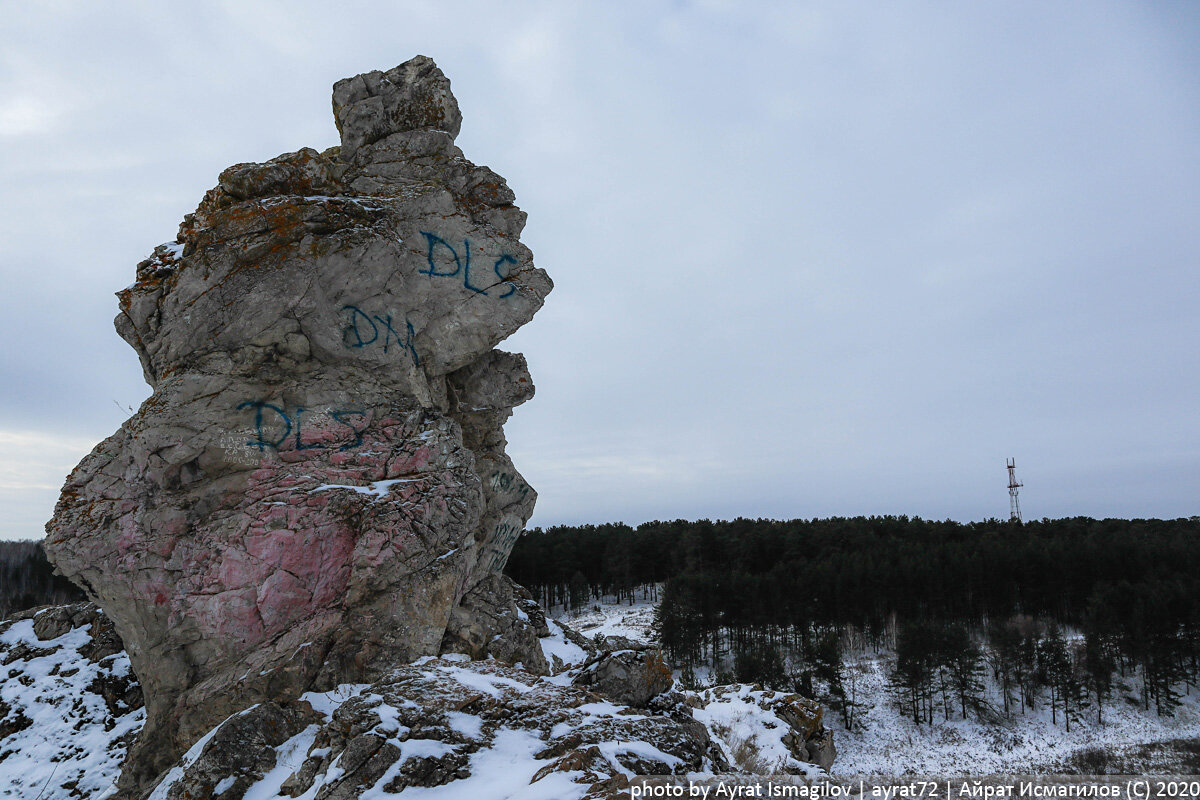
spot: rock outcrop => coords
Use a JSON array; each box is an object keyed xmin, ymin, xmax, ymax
[
  {"xmin": 573, "ymin": 645, "xmax": 675, "ymax": 708},
  {"xmin": 149, "ymin": 656, "xmax": 729, "ymax": 800},
  {"xmin": 440, "ymin": 573, "xmax": 551, "ymax": 674},
  {"xmin": 43, "ymin": 56, "xmax": 551, "ymax": 795},
  {"xmin": 0, "ymin": 601, "xmax": 836, "ymax": 798},
  {"xmin": 693, "ymin": 685, "xmax": 836, "ymax": 774}
]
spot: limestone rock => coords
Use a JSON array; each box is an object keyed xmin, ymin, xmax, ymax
[
  {"xmin": 593, "ymin": 633, "xmax": 650, "ymax": 653},
  {"xmin": 43, "ymin": 55, "xmax": 550, "ymax": 796},
  {"xmin": 799, "ymin": 727, "xmax": 836, "ymax": 773},
  {"xmin": 150, "ymin": 701, "xmax": 324, "ymax": 800},
  {"xmin": 147, "ymin": 658, "xmax": 730, "ymax": 800},
  {"xmin": 693, "ymin": 685, "xmax": 836, "ymax": 775},
  {"xmin": 24, "ymin": 602, "xmax": 125, "ymax": 661},
  {"xmin": 573, "ymin": 648, "xmax": 675, "ymax": 708},
  {"xmin": 332, "ymin": 55, "xmax": 463, "ymax": 159},
  {"xmin": 441, "ymin": 573, "xmax": 550, "ymax": 675}
]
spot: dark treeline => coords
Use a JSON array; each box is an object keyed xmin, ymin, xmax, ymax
[
  {"xmin": 506, "ymin": 516, "xmax": 1200, "ymax": 727},
  {"xmin": 0, "ymin": 540, "xmax": 85, "ymax": 617}
]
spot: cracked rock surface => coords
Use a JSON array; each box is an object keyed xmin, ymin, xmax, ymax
[
  {"xmin": 43, "ymin": 55, "xmax": 551, "ymax": 797},
  {"xmin": 148, "ymin": 656, "xmax": 729, "ymax": 800}
]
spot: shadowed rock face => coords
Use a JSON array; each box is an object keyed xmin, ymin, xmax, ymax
[{"xmin": 43, "ymin": 55, "xmax": 551, "ymax": 796}]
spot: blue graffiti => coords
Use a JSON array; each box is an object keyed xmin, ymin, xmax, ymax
[
  {"xmin": 344, "ymin": 306, "xmax": 378, "ymax": 348},
  {"xmin": 238, "ymin": 402, "xmax": 291, "ymax": 451},
  {"xmin": 238, "ymin": 403, "xmax": 367, "ymax": 453},
  {"xmin": 374, "ymin": 314, "xmax": 420, "ymax": 364},
  {"xmin": 330, "ymin": 410, "xmax": 366, "ymax": 452},
  {"xmin": 292, "ymin": 408, "xmax": 322, "ymax": 451},
  {"xmin": 492, "ymin": 254, "xmax": 517, "ymax": 298},
  {"xmin": 342, "ymin": 305, "xmax": 420, "ymax": 366},
  {"xmin": 420, "ymin": 231, "xmax": 517, "ymax": 298},
  {"xmin": 419, "ymin": 232, "xmax": 463, "ymax": 278}
]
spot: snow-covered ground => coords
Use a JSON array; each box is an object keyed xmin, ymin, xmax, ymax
[
  {"xmin": 692, "ymin": 684, "xmax": 827, "ymax": 778},
  {"xmin": 148, "ymin": 657, "xmax": 619, "ymax": 800},
  {"xmin": 551, "ymin": 593, "xmax": 658, "ymax": 642},
  {"xmin": 538, "ymin": 617, "xmax": 589, "ymax": 677},
  {"xmin": 560, "ymin": 593, "xmax": 1200, "ymax": 776},
  {"xmin": 829, "ymin": 654, "xmax": 1200, "ymax": 775},
  {"xmin": 0, "ymin": 612, "xmax": 144, "ymax": 800},
  {"xmin": 149, "ymin": 653, "xmax": 732, "ymax": 799}
]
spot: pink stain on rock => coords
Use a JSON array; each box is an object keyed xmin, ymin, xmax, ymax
[
  {"xmin": 159, "ymin": 416, "xmax": 465, "ymax": 650},
  {"xmin": 256, "ymin": 570, "xmax": 314, "ymax": 636}
]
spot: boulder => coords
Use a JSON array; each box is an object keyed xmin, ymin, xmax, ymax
[
  {"xmin": 573, "ymin": 648, "xmax": 675, "ymax": 708},
  {"xmin": 692, "ymin": 685, "xmax": 836, "ymax": 775},
  {"xmin": 43, "ymin": 55, "xmax": 551, "ymax": 796},
  {"xmin": 594, "ymin": 633, "xmax": 651, "ymax": 653},
  {"xmin": 332, "ymin": 55, "xmax": 463, "ymax": 158}
]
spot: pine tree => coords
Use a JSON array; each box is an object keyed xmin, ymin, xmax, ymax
[
  {"xmin": 568, "ymin": 570, "xmax": 589, "ymax": 614},
  {"xmin": 812, "ymin": 628, "xmax": 850, "ymax": 724},
  {"xmin": 890, "ymin": 621, "xmax": 937, "ymax": 725},
  {"xmin": 1083, "ymin": 603, "xmax": 1116, "ymax": 725},
  {"xmin": 989, "ymin": 620, "xmax": 1022, "ymax": 718},
  {"xmin": 946, "ymin": 626, "xmax": 986, "ymax": 719}
]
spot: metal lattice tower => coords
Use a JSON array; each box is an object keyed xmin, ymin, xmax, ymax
[{"xmin": 1007, "ymin": 458, "xmax": 1023, "ymax": 523}]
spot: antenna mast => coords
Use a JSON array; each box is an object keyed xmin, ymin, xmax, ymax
[{"xmin": 1006, "ymin": 458, "xmax": 1023, "ymax": 523}]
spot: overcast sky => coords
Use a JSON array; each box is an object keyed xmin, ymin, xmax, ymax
[{"xmin": 1, "ymin": 1, "xmax": 1197, "ymax": 539}]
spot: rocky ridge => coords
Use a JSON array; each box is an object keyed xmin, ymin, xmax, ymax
[
  {"xmin": 0, "ymin": 603, "xmax": 834, "ymax": 799},
  {"xmin": 149, "ymin": 655, "xmax": 725, "ymax": 800}
]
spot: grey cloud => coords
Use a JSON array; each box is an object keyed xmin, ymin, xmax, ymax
[{"xmin": 1, "ymin": 1, "xmax": 1197, "ymax": 539}]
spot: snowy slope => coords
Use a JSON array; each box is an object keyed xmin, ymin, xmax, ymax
[
  {"xmin": 538, "ymin": 617, "xmax": 589, "ymax": 673},
  {"xmin": 553, "ymin": 594, "xmax": 658, "ymax": 642},
  {"xmin": 557, "ymin": 593, "xmax": 1200, "ymax": 776},
  {"xmin": 0, "ymin": 607, "xmax": 144, "ymax": 800},
  {"xmin": 692, "ymin": 684, "xmax": 828, "ymax": 778},
  {"xmin": 147, "ymin": 654, "xmax": 726, "ymax": 799},
  {"xmin": 829, "ymin": 654, "xmax": 1200, "ymax": 775}
]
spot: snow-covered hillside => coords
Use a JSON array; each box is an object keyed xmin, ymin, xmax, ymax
[
  {"xmin": 829, "ymin": 654, "xmax": 1200, "ymax": 775},
  {"xmin": 553, "ymin": 594, "xmax": 658, "ymax": 642},
  {"xmin": 556, "ymin": 593, "xmax": 1200, "ymax": 776}
]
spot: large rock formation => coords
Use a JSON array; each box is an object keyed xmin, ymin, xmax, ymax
[{"xmin": 43, "ymin": 56, "xmax": 551, "ymax": 795}]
